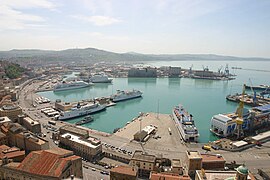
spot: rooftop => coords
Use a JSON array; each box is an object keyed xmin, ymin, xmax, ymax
[
  {"xmin": 0, "ymin": 145, "xmax": 25, "ymax": 160},
  {"xmin": 201, "ymin": 154, "xmax": 225, "ymax": 162},
  {"xmin": 150, "ymin": 172, "xmax": 190, "ymax": 180},
  {"xmin": 60, "ymin": 125, "xmax": 89, "ymax": 138},
  {"xmin": 232, "ymin": 140, "xmax": 248, "ymax": 148},
  {"xmin": 186, "ymin": 151, "xmax": 202, "ymax": 159},
  {"xmin": 0, "ymin": 131, "xmax": 6, "ymax": 138},
  {"xmin": 196, "ymin": 170, "xmax": 255, "ymax": 180},
  {"xmin": 45, "ymin": 148, "xmax": 73, "ymax": 157},
  {"xmin": 61, "ymin": 133, "xmax": 100, "ymax": 149},
  {"xmin": 213, "ymin": 114, "xmax": 232, "ymax": 123},
  {"xmin": 172, "ymin": 159, "xmax": 181, "ymax": 167},
  {"xmin": 110, "ymin": 166, "xmax": 137, "ymax": 176},
  {"xmin": 251, "ymin": 131, "xmax": 270, "ymax": 141},
  {"xmin": 23, "ymin": 117, "xmax": 40, "ymax": 125},
  {"xmin": 132, "ymin": 151, "xmax": 156, "ymax": 163},
  {"xmin": 17, "ymin": 148, "xmax": 81, "ymax": 178},
  {"xmin": 0, "ymin": 116, "xmax": 12, "ymax": 124}
]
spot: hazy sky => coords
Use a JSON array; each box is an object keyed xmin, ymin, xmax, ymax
[{"xmin": 1, "ymin": 0, "xmax": 270, "ymax": 57}]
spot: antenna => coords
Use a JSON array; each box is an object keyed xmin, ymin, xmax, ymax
[{"xmin": 157, "ymin": 99, "xmax": 160, "ymax": 119}]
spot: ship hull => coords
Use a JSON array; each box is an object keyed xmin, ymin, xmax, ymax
[
  {"xmin": 172, "ymin": 109, "xmax": 199, "ymax": 142},
  {"xmin": 59, "ymin": 105, "xmax": 106, "ymax": 120},
  {"xmin": 91, "ymin": 79, "xmax": 112, "ymax": 83},
  {"xmin": 54, "ymin": 84, "xmax": 90, "ymax": 92},
  {"xmin": 112, "ymin": 94, "xmax": 142, "ymax": 102}
]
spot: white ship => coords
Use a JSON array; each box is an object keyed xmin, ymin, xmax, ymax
[
  {"xmin": 53, "ymin": 81, "xmax": 92, "ymax": 92},
  {"xmin": 172, "ymin": 104, "xmax": 199, "ymax": 142},
  {"xmin": 58, "ymin": 103, "xmax": 106, "ymax": 120},
  {"xmin": 110, "ymin": 89, "xmax": 142, "ymax": 102},
  {"xmin": 89, "ymin": 73, "xmax": 112, "ymax": 83}
]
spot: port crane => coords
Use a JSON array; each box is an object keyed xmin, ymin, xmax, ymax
[
  {"xmin": 235, "ymin": 84, "xmax": 245, "ymax": 139},
  {"xmin": 248, "ymin": 79, "xmax": 257, "ymax": 106}
]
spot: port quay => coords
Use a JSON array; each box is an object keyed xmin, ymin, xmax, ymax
[
  {"xmin": 0, "ymin": 59, "xmax": 269, "ymax": 180},
  {"xmin": 11, "ymin": 62, "xmax": 269, "ymax": 179}
]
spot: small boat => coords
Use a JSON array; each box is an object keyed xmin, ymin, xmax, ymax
[{"xmin": 75, "ymin": 115, "xmax": 94, "ymax": 125}]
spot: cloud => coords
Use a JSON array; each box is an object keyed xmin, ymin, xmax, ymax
[
  {"xmin": 155, "ymin": 0, "xmax": 229, "ymax": 20},
  {"xmin": 2, "ymin": 0, "xmax": 56, "ymax": 10},
  {"xmin": 71, "ymin": 15, "xmax": 122, "ymax": 26},
  {"xmin": 0, "ymin": 0, "xmax": 56, "ymax": 30}
]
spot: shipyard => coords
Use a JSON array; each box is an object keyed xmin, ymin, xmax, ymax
[
  {"xmin": 0, "ymin": 62, "xmax": 269, "ymax": 179},
  {"xmin": 1, "ymin": 1, "xmax": 270, "ymax": 179}
]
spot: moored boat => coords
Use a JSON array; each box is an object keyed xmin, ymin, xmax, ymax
[
  {"xmin": 89, "ymin": 73, "xmax": 112, "ymax": 83},
  {"xmin": 58, "ymin": 103, "xmax": 106, "ymax": 120},
  {"xmin": 110, "ymin": 89, "xmax": 142, "ymax": 102},
  {"xmin": 172, "ymin": 104, "xmax": 199, "ymax": 142},
  {"xmin": 75, "ymin": 115, "xmax": 94, "ymax": 125},
  {"xmin": 54, "ymin": 81, "xmax": 92, "ymax": 92}
]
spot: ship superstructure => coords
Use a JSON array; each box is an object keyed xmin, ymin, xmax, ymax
[{"xmin": 172, "ymin": 104, "xmax": 199, "ymax": 142}]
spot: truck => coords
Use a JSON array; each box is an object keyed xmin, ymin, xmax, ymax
[
  {"xmin": 168, "ymin": 128, "xmax": 172, "ymax": 135},
  {"xmin": 48, "ymin": 120, "xmax": 56, "ymax": 125},
  {"xmin": 202, "ymin": 145, "xmax": 211, "ymax": 151}
]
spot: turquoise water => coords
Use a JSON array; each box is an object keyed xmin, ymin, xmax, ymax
[{"xmin": 38, "ymin": 61, "xmax": 270, "ymax": 142}]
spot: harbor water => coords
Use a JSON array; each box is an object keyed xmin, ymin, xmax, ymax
[{"xmin": 38, "ymin": 61, "xmax": 270, "ymax": 142}]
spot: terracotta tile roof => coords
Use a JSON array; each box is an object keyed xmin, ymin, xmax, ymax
[
  {"xmin": 201, "ymin": 154, "xmax": 225, "ymax": 162},
  {"xmin": 150, "ymin": 172, "xmax": 190, "ymax": 180},
  {"xmin": 0, "ymin": 145, "xmax": 25, "ymax": 159},
  {"xmin": 17, "ymin": 149, "xmax": 80, "ymax": 178},
  {"xmin": 110, "ymin": 166, "xmax": 137, "ymax": 176},
  {"xmin": 0, "ymin": 144, "xmax": 9, "ymax": 150},
  {"xmin": 45, "ymin": 148, "xmax": 73, "ymax": 157}
]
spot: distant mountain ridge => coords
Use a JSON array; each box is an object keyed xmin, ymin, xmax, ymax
[{"xmin": 0, "ymin": 48, "xmax": 269, "ymax": 62}]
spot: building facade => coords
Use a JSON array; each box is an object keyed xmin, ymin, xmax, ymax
[
  {"xmin": 59, "ymin": 133, "xmax": 102, "ymax": 160},
  {"xmin": 185, "ymin": 151, "xmax": 202, "ymax": 176},
  {"xmin": 110, "ymin": 166, "xmax": 137, "ymax": 180},
  {"xmin": 130, "ymin": 151, "xmax": 156, "ymax": 178},
  {"xmin": 21, "ymin": 117, "xmax": 41, "ymax": 134}
]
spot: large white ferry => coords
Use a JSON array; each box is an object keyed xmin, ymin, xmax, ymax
[
  {"xmin": 172, "ymin": 104, "xmax": 199, "ymax": 142},
  {"xmin": 89, "ymin": 73, "xmax": 112, "ymax": 83},
  {"xmin": 110, "ymin": 89, "xmax": 142, "ymax": 102},
  {"xmin": 58, "ymin": 103, "xmax": 106, "ymax": 120},
  {"xmin": 54, "ymin": 81, "xmax": 92, "ymax": 92}
]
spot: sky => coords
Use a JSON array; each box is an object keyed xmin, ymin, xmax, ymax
[{"xmin": 0, "ymin": 0, "xmax": 270, "ymax": 58}]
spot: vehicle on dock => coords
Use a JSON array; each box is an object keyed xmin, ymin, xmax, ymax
[
  {"xmin": 202, "ymin": 145, "xmax": 211, "ymax": 151},
  {"xmin": 75, "ymin": 115, "xmax": 94, "ymax": 125},
  {"xmin": 172, "ymin": 104, "xmax": 199, "ymax": 142},
  {"xmin": 168, "ymin": 127, "xmax": 172, "ymax": 135}
]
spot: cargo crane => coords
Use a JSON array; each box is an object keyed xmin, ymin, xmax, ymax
[
  {"xmin": 235, "ymin": 84, "xmax": 245, "ymax": 139},
  {"xmin": 248, "ymin": 79, "xmax": 257, "ymax": 106}
]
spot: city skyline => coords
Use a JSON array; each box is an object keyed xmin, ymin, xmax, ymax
[{"xmin": 1, "ymin": 0, "xmax": 270, "ymax": 58}]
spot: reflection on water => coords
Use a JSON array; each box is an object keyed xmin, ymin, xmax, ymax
[
  {"xmin": 128, "ymin": 78, "xmax": 157, "ymax": 85},
  {"xmin": 93, "ymin": 83, "xmax": 112, "ymax": 89},
  {"xmin": 114, "ymin": 97, "xmax": 143, "ymax": 110},
  {"xmin": 168, "ymin": 78, "xmax": 181, "ymax": 87},
  {"xmin": 193, "ymin": 78, "xmax": 214, "ymax": 88}
]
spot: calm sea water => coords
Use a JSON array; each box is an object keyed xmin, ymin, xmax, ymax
[{"xmin": 38, "ymin": 61, "xmax": 270, "ymax": 142}]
